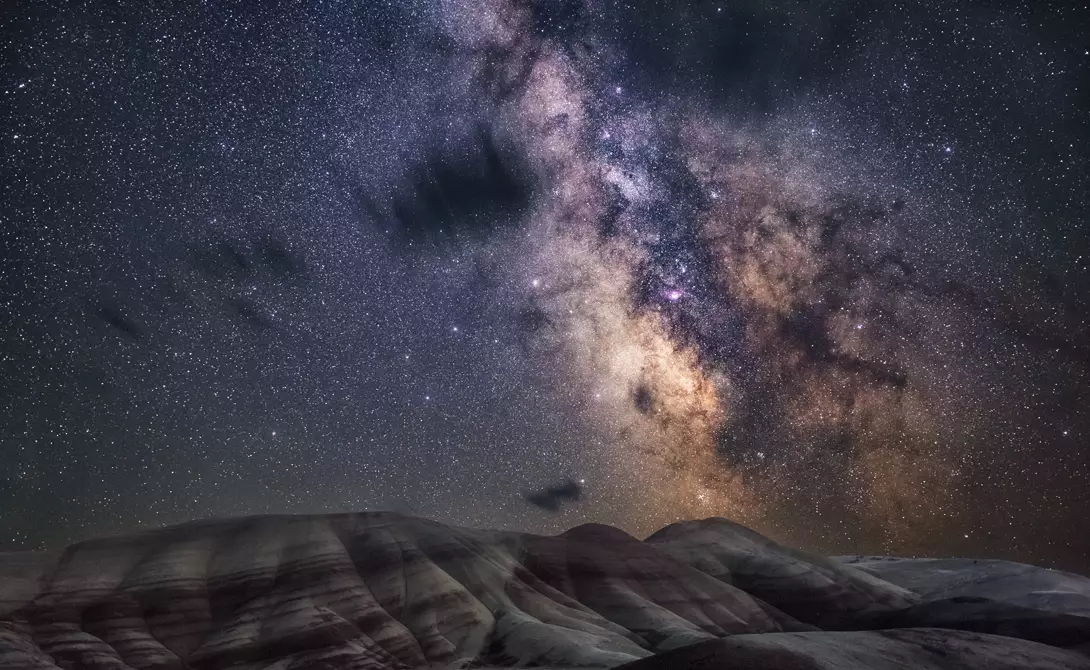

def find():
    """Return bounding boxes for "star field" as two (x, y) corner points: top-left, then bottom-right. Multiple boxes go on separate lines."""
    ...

(1, 0), (1088, 572)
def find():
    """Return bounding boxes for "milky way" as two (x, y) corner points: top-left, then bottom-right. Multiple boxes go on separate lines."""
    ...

(2, 0), (1088, 570)
(428, 0), (1090, 558)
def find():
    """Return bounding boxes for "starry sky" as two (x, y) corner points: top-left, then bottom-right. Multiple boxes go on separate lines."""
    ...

(2, 0), (1089, 571)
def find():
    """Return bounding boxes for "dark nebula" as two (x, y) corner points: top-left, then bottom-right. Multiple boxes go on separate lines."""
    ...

(525, 479), (584, 512)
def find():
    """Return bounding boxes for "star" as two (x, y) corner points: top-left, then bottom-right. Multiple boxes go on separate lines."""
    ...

(1, 0), (1085, 576)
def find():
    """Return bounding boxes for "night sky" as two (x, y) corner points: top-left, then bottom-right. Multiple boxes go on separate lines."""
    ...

(2, 0), (1089, 572)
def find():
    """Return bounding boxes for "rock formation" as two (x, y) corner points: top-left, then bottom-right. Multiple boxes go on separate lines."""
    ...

(0, 513), (1086, 669)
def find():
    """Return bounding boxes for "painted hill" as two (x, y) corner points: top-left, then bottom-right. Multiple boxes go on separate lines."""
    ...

(0, 513), (1087, 669)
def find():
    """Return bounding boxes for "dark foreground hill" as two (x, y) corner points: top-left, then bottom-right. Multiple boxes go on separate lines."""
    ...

(1, 513), (1087, 669)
